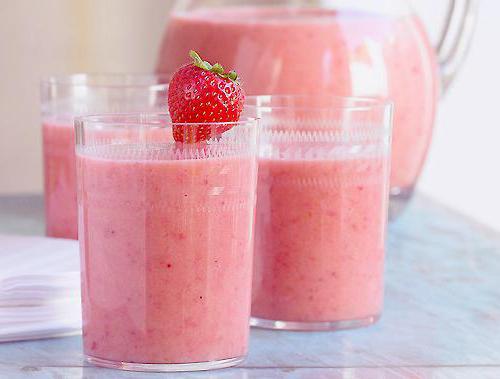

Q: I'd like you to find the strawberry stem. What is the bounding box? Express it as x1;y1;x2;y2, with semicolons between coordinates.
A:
189;50;239;83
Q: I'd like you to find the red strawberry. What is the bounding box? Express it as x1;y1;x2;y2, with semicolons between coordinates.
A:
168;50;245;143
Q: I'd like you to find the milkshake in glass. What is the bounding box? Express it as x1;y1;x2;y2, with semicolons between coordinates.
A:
41;74;168;239
246;96;392;330
76;114;258;371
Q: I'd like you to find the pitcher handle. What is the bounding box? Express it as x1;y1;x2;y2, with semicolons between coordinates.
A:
436;0;478;94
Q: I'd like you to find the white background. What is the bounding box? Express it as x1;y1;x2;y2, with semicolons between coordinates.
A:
0;0;498;229
416;0;500;230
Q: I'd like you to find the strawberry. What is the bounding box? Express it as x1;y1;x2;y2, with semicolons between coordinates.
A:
168;50;245;143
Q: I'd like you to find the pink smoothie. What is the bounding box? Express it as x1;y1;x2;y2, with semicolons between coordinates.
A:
42;122;77;239
158;7;438;191
77;145;257;364
252;156;389;323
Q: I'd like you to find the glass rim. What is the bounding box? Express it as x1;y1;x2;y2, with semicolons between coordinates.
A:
75;113;259;128
245;95;393;112
40;73;170;90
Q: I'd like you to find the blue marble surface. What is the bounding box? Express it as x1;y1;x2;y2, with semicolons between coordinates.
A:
0;194;499;378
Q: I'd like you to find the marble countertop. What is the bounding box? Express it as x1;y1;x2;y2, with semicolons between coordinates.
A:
1;194;499;379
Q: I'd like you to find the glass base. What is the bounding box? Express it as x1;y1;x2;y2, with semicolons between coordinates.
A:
85;354;245;372
389;185;414;221
250;314;380;331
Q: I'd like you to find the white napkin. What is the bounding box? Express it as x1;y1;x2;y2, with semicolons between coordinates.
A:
0;234;82;342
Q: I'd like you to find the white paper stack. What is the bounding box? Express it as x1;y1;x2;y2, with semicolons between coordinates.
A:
0;234;81;342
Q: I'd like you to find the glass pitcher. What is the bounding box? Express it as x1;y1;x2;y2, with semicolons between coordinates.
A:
156;0;477;217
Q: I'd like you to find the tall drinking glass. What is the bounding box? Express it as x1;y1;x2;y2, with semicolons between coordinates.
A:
75;113;259;372
246;95;392;331
40;74;169;239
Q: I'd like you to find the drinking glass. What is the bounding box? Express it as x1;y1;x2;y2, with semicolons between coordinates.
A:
246;95;392;330
40;74;169;239
75;113;259;371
